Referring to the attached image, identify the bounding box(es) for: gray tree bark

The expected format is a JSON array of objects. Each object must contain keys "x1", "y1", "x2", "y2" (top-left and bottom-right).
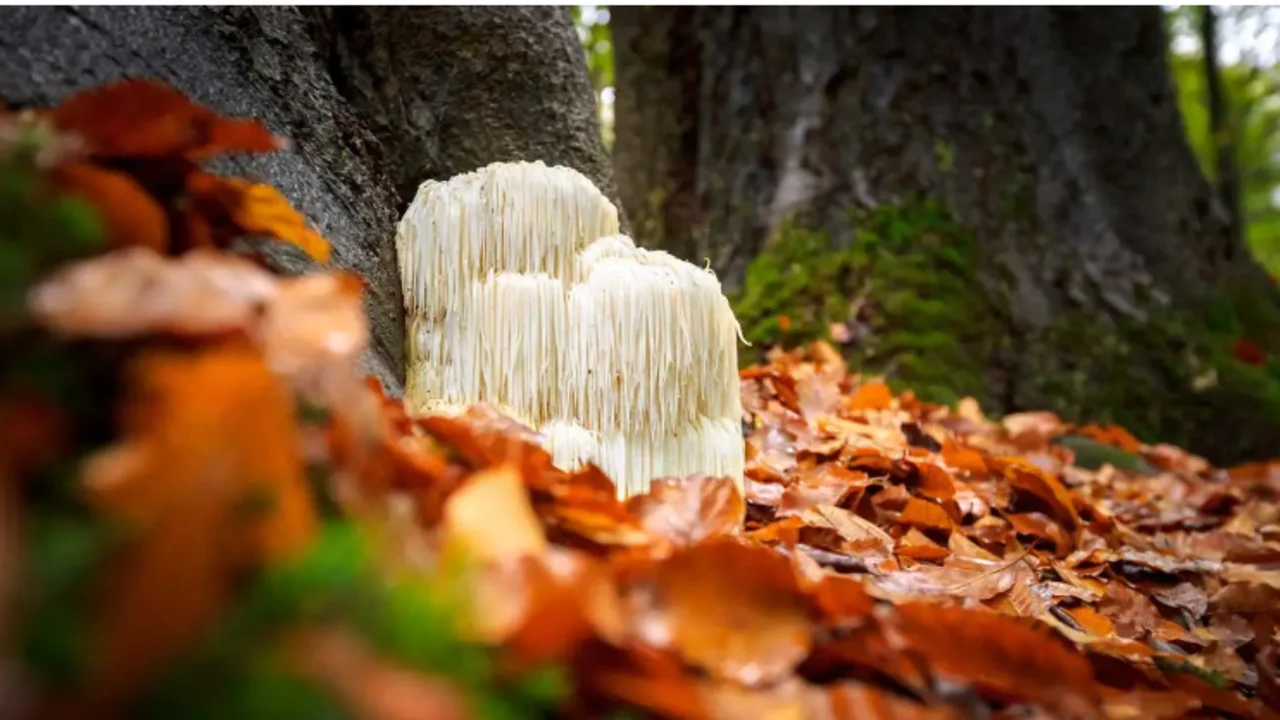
[
  {"x1": 613, "y1": 7, "x2": 1280, "y2": 464},
  {"x1": 0, "y1": 6, "x2": 617, "y2": 396}
]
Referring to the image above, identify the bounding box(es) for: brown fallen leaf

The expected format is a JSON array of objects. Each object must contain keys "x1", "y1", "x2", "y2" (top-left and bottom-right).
[
  {"x1": 81, "y1": 345, "x2": 315, "y2": 705},
  {"x1": 886, "y1": 603, "x2": 1101, "y2": 718},
  {"x1": 186, "y1": 172, "x2": 332, "y2": 262},
  {"x1": 28, "y1": 247, "x2": 277, "y2": 340},
  {"x1": 49, "y1": 161, "x2": 169, "y2": 251},
  {"x1": 49, "y1": 78, "x2": 283, "y2": 159},
  {"x1": 441, "y1": 463, "x2": 548, "y2": 565},
  {"x1": 626, "y1": 475, "x2": 745, "y2": 547},
  {"x1": 636, "y1": 538, "x2": 814, "y2": 686},
  {"x1": 848, "y1": 381, "x2": 894, "y2": 411}
]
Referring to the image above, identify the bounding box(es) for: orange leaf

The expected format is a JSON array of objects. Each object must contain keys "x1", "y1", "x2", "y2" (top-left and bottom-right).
[
  {"x1": 50, "y1": 162, "x2": 169, "y2": 252},
  {"x1": 888, "y1": 603, "x2": 1100, "y2": 716},
  {"x1": 49, "y1": 78, "x2": 284, "y2": 159},
  {"x1": 911, "y1": 462, "x2": 957, "y2": 501},
  {"x1": 640, "y1": 538, "x2": 813, "y2": 685},
  {"x1": 81, "y1": 345, "x2": 314, "y2": 702},
  {"x1": 1001, "y1": 461, "x2": 1080, "y2": 532},
  {"x1": 940, "y1": 440, "x2": 987, "y2": 477},
  {"x1": 626, "y1": 474, "x2": 745, "y2": 546},
  {"x1": 896, "y1": 497, "x2": 953, "y2": 534},
  {"x1": 895, "y1": 527, "x2": 950, "y2": 562},
  {"x1": 1073, "y1": 423, "x2": 1142, "y2": 453},
  {"x1": 442, "y1": 463, "x2": 548, "y2": 564},
  {"x1": 848, "y1": 381, "x2": 894, "y2": 411},
  {"x1": 185, "y1": 172, "x2": 332, "y2": 262}
]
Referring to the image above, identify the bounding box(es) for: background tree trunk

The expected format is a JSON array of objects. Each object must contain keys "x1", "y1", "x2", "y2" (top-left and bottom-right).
[
  {"x1": 1200, "y1": 6, "x2": 1245, "y2": 249},
  {"x1": 613, "y1": 6, "x2": 1280, "y2": 464},
  {"x1": 0, "y1": 6, "x2": 617, "y2": 396}
]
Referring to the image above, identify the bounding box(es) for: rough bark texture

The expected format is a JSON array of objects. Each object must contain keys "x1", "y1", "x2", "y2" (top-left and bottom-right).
[
  {"x1": 0, "y1": 6, "x2": 617, "y2": 396},
  {"x1": 613, "y1": 6, "x2": 1280, "y2": 464}
]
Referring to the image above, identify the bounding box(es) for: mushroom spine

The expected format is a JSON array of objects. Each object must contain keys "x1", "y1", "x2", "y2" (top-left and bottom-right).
[{"x1": 396, "y1": 161, "x2": 744, "y2": 498}]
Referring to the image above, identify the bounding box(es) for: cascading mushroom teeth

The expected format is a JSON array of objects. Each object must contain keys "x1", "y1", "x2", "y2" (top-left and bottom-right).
[{"x1": 394, "y1": 160, "x2": 745, "y2": 499}]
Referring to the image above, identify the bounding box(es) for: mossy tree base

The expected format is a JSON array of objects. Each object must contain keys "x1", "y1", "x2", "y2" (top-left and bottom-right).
[{"x1": 732, "y1": 200, "x2": 1280, "y2": 466}]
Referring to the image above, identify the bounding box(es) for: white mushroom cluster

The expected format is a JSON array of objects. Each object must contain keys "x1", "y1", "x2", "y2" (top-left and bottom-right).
[{"x1": 396, "y1": 161, "x2": 744, "y2": 498}]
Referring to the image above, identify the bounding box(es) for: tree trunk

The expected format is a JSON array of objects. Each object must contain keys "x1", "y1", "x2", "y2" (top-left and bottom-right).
[
  {"x1": 1200, "y1": 6, "x2": 1245, "y2": 250},
  {"x1": 0, "y1": 6, "x2": 617, "y2": 396},
  {"x1": 613, "y1": 6, "x2": 1280, "y2": 465}
]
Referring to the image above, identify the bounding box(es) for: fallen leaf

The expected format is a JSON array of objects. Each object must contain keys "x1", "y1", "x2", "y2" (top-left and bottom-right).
[
  {"x1": 848, "y1": 381, "x2": 894, "y2": 411},
  {"x1": 886, "y1": 603, "x2": 1101, "y2": 717},
  {"x1": 627, "y1": 475, "x2": 745, "y2": 546},
  {"x1": 50, "y1": 161, "x2": 169, "y2": 251},
  {"x1": 441, "y1": 463, "x2": 548, "y2": 564},
  {"x1": 81, "y1": 345, "x2": 315, "y2": 702},
  {"x1": 28, "y1": 247, "x2": 277, "y2": 339},
  {"x1": 637, "y1": 538, "x2": 813, "y2": 686},
  {"x1": 49, "y1": 78, "x2": 283, "y2": 159},
  {"x1": 186, "y1": 171, "x2": 332, "y2": 262}
]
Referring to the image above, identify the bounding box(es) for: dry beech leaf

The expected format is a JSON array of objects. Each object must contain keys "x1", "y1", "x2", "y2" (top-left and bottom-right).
[
  {"x1": 626, "y1": 475, "x2": 745, "y2": 546},
  {"x1": 848, "y1": 381, "x2": 895, "y2": 411},
  {"x1": 886, "y1": 603, "x2": 1100, "y2": 717},
  {"x1": 49, "y1": 78, "x2": 284, "y2": 159},
  {"x1": 50, "y1": 162, "x2": 170, "y2": 251},
  {"x1": 257, "y1": 272, "x2": 369, "y2": 380},
  {"x1": 638, "y1": 538, "x2": 813, "y2": 686},
  {"x1": 442, "y1": 462, "x2": 547, "y2": 564},
  {"x1": 826, "y1": 682, "x2": 961, "y2": 720},
  {"x1": 800, "y1": 504, "x2": 895, "y2": 552},
  {"x1": 186, "y1": 172, "x2": 332, "y2": 262},
  {"x1": 1001, "y1": 462, "x2": 1080, "y2": 532},
  {"x1": 896, "y1": 497, "x2": 954, "y2": 534},
  {"x1": 896, "y1": 528, "x2": 950, "y2": 563},
  {"x1": 81, "y1": 345, "x2": 315, "y2": 702},
  {"x1": 28, "y1": 247, "x2": 277, "y2": 339}
]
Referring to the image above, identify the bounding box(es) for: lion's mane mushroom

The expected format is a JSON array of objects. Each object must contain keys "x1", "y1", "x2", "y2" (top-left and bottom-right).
[{"x1": 396, "y1": 161, "x2": 744, "y2": 498}]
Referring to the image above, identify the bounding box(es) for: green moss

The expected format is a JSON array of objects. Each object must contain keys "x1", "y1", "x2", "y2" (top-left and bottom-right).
[
  {"x1": 731, "y1": 198, "x2": 1006, "y2": 407},
  {"x1": 730, "y1": 194, "x2": 1280, "y2": 464},
  {"x1": 1018, "y1": 291, "x2": 1280, "y2": 463}
]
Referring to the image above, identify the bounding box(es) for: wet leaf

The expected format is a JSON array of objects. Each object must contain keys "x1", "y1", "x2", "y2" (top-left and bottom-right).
[
  {"x1": 637, "y1": 539, "x2": 813, "y2": 686},
  {"x1": 886, "y1": 604, "x2": 1101, "y2": 717},
  {"x1": 627, "y1": 475, "x2": 745, "y2": 546}
]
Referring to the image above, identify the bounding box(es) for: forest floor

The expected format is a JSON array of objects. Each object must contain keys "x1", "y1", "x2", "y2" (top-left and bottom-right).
[{"x1": 3, "y1": 80, "x2": 1280, "y2": 720}]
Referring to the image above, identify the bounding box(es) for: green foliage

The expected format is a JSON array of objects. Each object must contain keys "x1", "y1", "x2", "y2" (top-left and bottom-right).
[
  {"x1": 1016, "y1": 286, "x2": 1280, "y2": 461},
  {"x1": 140, "y1": 523, "x2": 566, "y2": 720},
  {"x1": 0, "y1": 119, "x2": 103, "y2": 334},
  {"x1": 570, "y1": 6, "x2": 614, "y2": 93},
  {"x1": 1166, "y1": 6, "x2": 1280, "y2": 274},
  {"x1": 731, "y1": 199, "x2": 1005, "y2": 407},
  {"x1": 570, "y1": 5, "x2": 615, "y2": 146}
]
